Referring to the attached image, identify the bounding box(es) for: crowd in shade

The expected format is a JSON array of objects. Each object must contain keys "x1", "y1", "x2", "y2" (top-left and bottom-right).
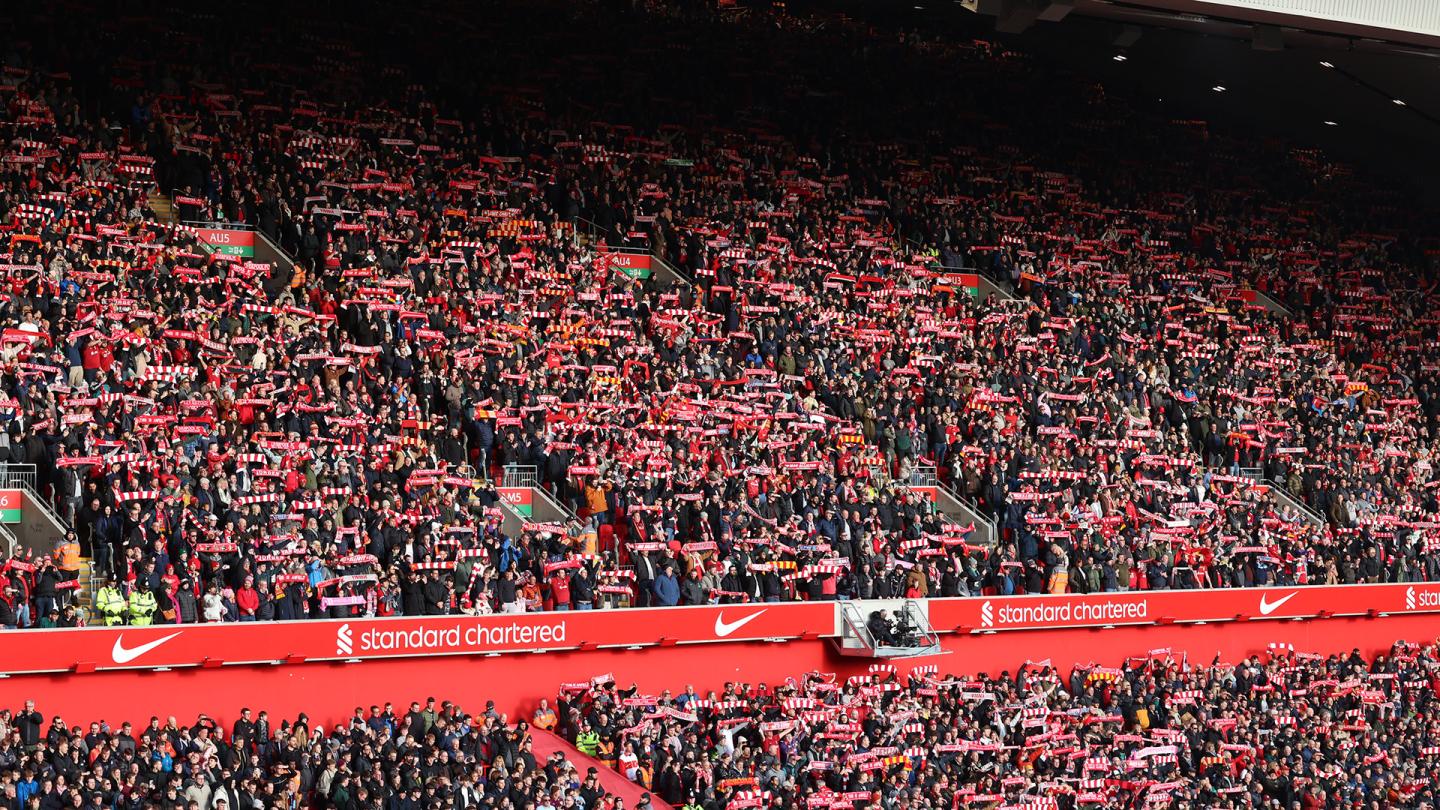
[
  {"x1": 0, "y1": 695, "x2": 627, "y2": 810},
  {"x1": 558, "y1": 640, "x2": 1440, "y2": 809},
  {"x1": 0, "y1": 0, "x2": 1438, "y2": 628}
]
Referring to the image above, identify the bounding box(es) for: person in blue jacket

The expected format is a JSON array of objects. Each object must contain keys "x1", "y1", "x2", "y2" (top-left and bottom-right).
[{"x1": 651, "y1": 564, "x2": 680, "y2": 607}]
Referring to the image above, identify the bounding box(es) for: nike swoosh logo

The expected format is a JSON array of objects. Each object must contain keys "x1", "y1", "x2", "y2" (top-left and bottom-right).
[
  {"x1": 111, "y1": 632, "x2": 183, "y2": 664},
  {"x1": 1258, "y1": 592, "x2": 1299, "y2": 616},
  {"x1": 714, "y1": 609, "x2": 767, "y2": 638}
]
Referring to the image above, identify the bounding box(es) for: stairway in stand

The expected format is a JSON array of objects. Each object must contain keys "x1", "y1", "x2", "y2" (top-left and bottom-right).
[
  {"x1": 529, "y1": 729, "x2": 674, "y2": 810},
  {"x1": 148, "y1": 190, "x2": 178, "y2": 225},
  {"x1": 71, "y1": 556, "x2": 96, "y2": 621}
]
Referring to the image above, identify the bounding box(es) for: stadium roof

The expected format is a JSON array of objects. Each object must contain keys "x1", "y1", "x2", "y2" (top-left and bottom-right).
[{"x1": 812, "y1": 0, "x2": 1440, "y2": 196}]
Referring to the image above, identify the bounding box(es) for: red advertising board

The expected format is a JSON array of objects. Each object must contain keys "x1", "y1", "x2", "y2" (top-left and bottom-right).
[
  {"x1": 0, "y1": 602, "x2": 838, "y2": 675},
  {"x1": 926, "y1": 581, "x2": 1440, "y2": 633},
  {"x1": 1, "y1": 583, "x2": 1435, "y2": 676}
]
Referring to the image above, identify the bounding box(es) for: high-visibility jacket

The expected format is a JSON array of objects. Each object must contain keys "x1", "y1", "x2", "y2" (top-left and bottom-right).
[
  {"x1": 97, "y1": 586, "x2": 129, "y2": 625},
  {"x1": 54, "y1": 540, "x2": 81, "y2": 571},
  {"x1": 129, "y1": 590, "x2": 158, "y2": 626},
  {"x1": 575, "y1": 730, "x2": 600, "y2": 756}
]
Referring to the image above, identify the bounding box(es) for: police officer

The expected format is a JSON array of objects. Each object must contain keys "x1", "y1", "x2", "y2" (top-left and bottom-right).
[
  {"x1": 575, "y1": 720, "x2": 601, "y2": 756},
  {"x1": 96, "y1": 574, "x2": 128, "y2": 627},
  {"x1": 128, "y1": 580, "x2": 158, "y2": 626}
]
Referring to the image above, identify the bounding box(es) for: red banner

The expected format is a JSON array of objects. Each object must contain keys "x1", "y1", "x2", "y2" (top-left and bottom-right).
[
  {"x1": 926, "y1": 582, "x2": 1439, "y2": 633},
  {"x1": 1, "y1": 584, "x2": 1436, "y2": 675},
  {"x1": 0, "y1": 602, "x2": 837, "y2": 675}
]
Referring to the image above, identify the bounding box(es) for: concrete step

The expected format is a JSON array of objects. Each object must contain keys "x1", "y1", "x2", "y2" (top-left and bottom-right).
[
  {"x1": 147, "y1": 190, "x2": 178, "y2": 225},
  {"x1": 71, "y1": 557, "x2": 95, "y2": 613}
]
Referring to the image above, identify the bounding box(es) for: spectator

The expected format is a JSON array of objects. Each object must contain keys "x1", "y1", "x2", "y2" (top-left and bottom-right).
[{"x1": 651, "y1": 565, "x2": 680, "y2": 607}]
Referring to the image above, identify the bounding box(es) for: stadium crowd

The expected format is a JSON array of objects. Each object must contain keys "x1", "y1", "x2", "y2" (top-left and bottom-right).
[
  {"x1": 0, "y1": 0, "x2": 1437, "y2": 627},
  {"x1": 558, "y1": 640, "x2": 1440, "y2": 809},
  {"x1": 0, "y1": 695, "x2": 619, "y2": 810}
]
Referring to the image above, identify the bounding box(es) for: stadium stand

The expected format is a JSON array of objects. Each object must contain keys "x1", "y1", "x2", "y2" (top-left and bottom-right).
[
  {"x1": 0, "y1": 0, "x2": 1433, "y2": 629},
  {"x1": 557, "y1": 641, "x2": 1440, "y2": 808},
  {"x1": 0, "y1": 0, "x2": 1437, "y2": 808},
  {"x1": 0, "y1": 695, "x2": 625, "y2": 810}
]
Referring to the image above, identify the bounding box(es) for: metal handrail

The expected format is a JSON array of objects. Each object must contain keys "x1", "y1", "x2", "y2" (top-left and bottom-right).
[
  {"x1": 1249, "y1": 288, "x2": 1295, "y2": 318},
  {"x1": 1206, "y1": 465, "x2": 1325, "y2": 527},
  {"x1": 838, "y1": 600, "x2": 877, "y2": 647},
  {"x1": 938, "y1": 481, "x2": 999, "y2": 547},
  {"x1": 0, "y1": 463, "x2": 37, "y2": 491},
  {"x1": 909, "y1": 463, "x2": 938, "y2": 487},
  {"x1": 502, "y1": 465, "x2": 539, "y2": 489},
  {"x1": 899, "y1": 599, "x2": 942, "y2": 649},
  {"x1": 180, "y1": 218, "x2": 256, "y2": 231},
  {"x1": 576, "y1": 217, "x2": 694, "y2": 287},
  {"x1": 1263, "y1": 476, "x2": 1328, "y2": 526},
  {"x1": 902, "y1": 235, "x2": 1012, "y2": 292}
]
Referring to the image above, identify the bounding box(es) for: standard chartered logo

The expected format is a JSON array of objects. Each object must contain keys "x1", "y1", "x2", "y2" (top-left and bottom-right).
[
  {"x1": 984, "y1": 599, "x2": 1148, "y2": 627},
  {"x1": 1406, "y1": 587, "x2": 1440, "y2": 610},
  {"x1": 355, "y1": 620, "x2": 568, "y2": 653},
  {"x1": 336, "y1": 623, "x2": 353, "y2": 655}
]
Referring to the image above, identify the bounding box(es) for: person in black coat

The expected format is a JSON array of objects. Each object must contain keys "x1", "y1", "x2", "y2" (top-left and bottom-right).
[
  {"x1": 423, "y1": 574, "x2": 448, "y2": 615},
  {"x1": 679, "y1": 569, "x2": 705, "y2": 605},
  {"x1": 401, "y1": 571, "x2": 426, "y2": 616},
  {"x1": 494, "y1": 569, "x2": 519, "y2": 612},
  {"x1": 570, "y1": 567, "x2": 594, "y2": 609}
]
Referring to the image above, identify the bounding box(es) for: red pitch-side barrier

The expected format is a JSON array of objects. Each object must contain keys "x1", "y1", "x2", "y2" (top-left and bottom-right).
[{"x1": 0, "y1": 583, "x2": 1437, "y2": 728}]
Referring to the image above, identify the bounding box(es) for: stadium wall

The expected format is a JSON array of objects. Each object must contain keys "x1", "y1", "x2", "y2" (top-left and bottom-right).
[{"x1": 2, "y1": 611, "x2": 1434, "y2": 729}]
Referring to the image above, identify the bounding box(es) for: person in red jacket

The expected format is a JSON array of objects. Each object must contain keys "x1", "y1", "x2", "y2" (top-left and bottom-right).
[
  {"x1": 235, "y1": 575, "x2": 260, "y2": 621},
  {"x1": 548, "y1": 569, "x2": 572, "y2": 611}
]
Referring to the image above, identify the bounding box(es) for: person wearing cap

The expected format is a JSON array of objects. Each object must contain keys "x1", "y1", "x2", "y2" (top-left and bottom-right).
[
  {"x1": 128, "y1": 580, "x2": 157, "y2": 626},
  {"x1": 96, "y1": 575, "x2": 128, "y2": 627},
  {"x1": 572, "y1": 719, "x2": 600, "y2": 758}
]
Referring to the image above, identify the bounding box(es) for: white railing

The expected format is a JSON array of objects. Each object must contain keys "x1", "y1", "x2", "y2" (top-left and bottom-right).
[{"x1": 503, "y1": 464, "x2": 539, "y2": 489}]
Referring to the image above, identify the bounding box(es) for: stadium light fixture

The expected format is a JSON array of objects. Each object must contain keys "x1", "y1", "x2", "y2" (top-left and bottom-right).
[
  {"x1": 1393, "y1": 99, "x2": 1406, "y2": 106},
  {"x1": 1212, "y1": 85, "x2": 1227, "y2": 93},
  {"x1": 1113, "y1": 54, "x2": 1127, "y2": 62},
  {"x1": 1319, "y1": 61, "x2": 1334, "y2": 68},
  {"x1": 1323, "y1": 120, "x2": 1338, "y2": 126}
]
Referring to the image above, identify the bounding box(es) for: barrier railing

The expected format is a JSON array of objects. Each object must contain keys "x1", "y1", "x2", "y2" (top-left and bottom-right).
[
  {"x1": 575, "y1": 217, "x2": 693, "y2": 286},
  {"x1": 1213, "y1": 466, "x2": 1324, "y2": 527},
  {"x1": 0, "y1": 463, "x2": 36, "y2": 491},
  {"x1": 901, "y1": 236, "x2": 1014, "y2": 299},
  {"x1": 938, "y1": 483, "x2": 1000, "y2": 547},
  {"x1": 503, "y1": 464, "x2": 539, "y2": 489},
  {"x1": 909, "y1": 463, "x2": 938, "y2": 487}
]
